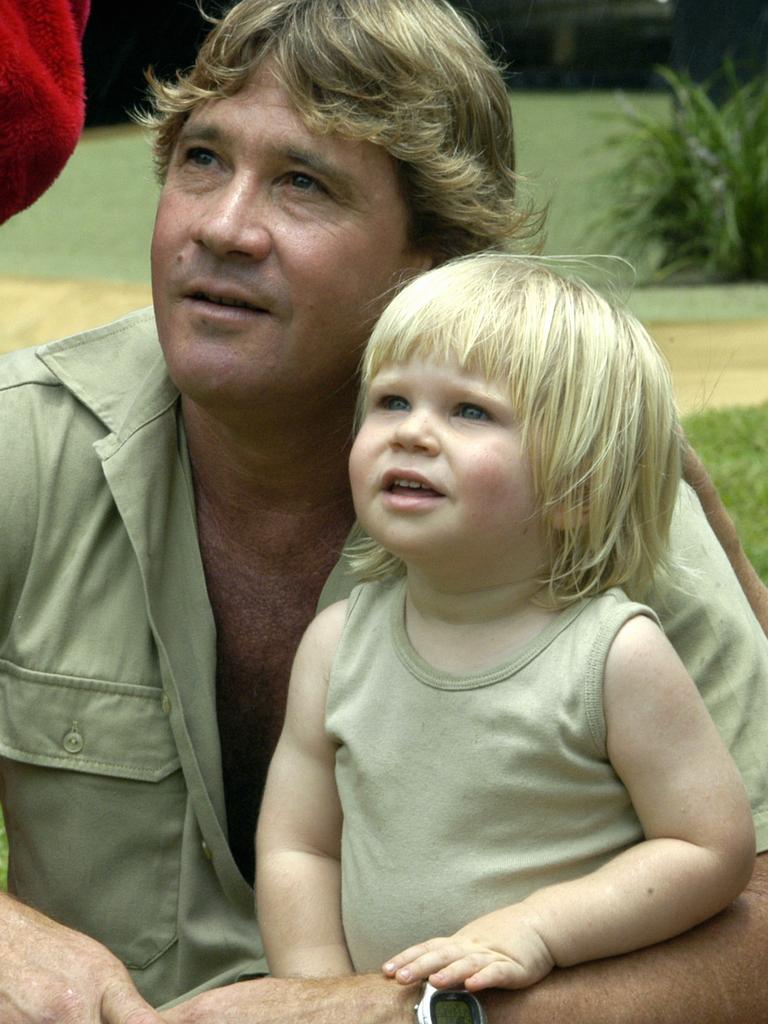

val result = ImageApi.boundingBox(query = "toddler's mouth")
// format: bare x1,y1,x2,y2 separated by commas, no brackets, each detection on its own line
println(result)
387,477,443,497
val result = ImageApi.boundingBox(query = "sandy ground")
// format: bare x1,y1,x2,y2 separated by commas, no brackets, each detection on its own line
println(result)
1,275,767,416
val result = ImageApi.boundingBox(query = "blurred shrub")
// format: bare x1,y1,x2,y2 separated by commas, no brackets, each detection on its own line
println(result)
600,63,768,281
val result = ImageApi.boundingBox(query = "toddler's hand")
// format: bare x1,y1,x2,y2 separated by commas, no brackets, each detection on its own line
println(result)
382,919,554,992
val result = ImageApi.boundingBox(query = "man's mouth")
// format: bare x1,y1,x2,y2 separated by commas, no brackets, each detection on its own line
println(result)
190,291,265,312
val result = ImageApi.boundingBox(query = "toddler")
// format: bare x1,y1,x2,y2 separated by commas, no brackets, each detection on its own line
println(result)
256,254,755,997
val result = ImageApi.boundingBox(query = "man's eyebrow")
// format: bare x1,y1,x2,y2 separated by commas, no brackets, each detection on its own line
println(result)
176,122,224,146
286,147,341,179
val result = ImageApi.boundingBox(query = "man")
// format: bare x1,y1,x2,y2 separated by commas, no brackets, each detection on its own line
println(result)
0,1,766,1022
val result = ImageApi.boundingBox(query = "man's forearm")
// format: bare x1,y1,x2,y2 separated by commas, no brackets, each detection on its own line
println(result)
483,852,768,1024
165,855,768,1023
161,972,417,1024
683,442,768,634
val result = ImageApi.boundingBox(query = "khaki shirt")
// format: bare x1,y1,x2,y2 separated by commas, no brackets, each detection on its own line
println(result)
0,310,347,1007
0,310,766,1007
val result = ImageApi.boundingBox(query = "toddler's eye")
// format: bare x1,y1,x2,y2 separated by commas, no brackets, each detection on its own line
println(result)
456,403,490,421
381,395,410,412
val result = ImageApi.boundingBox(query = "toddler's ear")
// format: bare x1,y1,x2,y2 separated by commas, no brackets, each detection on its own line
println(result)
549,499,589,531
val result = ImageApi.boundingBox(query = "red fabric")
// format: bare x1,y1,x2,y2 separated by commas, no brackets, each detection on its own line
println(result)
0,0,91,223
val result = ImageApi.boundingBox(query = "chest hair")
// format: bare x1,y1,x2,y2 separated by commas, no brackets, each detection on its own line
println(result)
196,505,348,884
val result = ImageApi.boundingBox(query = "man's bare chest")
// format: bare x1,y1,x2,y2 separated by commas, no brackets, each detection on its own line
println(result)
198,523,341,880
201,538,330,735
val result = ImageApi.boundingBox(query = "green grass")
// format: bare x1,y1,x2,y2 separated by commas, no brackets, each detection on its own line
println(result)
2,95,768,320
0,125,159,285
683,402,768,583
2,93,658,286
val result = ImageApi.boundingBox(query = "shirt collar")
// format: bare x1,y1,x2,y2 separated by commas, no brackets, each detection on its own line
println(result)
36,306,178,440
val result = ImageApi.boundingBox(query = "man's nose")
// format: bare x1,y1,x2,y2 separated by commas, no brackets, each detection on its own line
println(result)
194,175,272,261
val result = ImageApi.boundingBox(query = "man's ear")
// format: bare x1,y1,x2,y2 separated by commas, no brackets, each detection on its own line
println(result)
397,249,436,292
412,248,437,274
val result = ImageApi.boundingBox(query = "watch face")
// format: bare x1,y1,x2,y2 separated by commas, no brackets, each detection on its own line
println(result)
433,996,476,1023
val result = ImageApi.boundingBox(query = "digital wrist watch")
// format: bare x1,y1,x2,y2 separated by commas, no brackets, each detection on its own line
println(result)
414,982,487,1024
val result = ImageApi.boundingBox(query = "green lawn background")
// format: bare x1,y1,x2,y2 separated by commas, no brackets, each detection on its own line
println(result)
3,90,768,318
0,89,766,889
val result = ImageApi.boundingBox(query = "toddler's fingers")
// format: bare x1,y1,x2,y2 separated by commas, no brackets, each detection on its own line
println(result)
384,940,470,985
429,953,498,990
383,938,453,981
463,957,554,992
383,940,438,974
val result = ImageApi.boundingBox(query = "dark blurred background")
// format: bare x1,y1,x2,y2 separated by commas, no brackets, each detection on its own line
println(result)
459,0,767,90
83,0,768,125
83,1,206,125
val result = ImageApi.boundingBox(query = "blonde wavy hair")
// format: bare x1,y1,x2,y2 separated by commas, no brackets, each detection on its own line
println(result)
350,254,683,606
137,0,541,257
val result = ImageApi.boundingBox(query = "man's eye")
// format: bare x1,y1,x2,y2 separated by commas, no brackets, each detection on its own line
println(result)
456,403,490,421
185,147,216,167
288,172,321,192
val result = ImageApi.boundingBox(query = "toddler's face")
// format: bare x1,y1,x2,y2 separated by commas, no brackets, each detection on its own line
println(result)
349,356,548,587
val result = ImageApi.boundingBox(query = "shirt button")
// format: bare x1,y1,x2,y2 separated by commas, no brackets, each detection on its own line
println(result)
162,694,172,714
63,722,84,754
201,840,213,861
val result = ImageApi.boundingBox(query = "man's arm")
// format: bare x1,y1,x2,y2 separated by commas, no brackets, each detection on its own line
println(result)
683,442,768,633
161,972,417,1024
485,852,768,1024
0,893,165,1024
163,855,768,1024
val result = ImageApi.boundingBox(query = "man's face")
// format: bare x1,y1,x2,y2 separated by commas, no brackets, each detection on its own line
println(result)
151,65,432,419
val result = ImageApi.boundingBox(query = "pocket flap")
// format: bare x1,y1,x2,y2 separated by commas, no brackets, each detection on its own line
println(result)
0,659,180,781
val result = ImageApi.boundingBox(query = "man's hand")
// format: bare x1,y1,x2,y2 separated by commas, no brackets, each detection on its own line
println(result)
0,894,165,1023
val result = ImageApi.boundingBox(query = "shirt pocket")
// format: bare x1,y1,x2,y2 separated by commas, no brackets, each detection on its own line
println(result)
0,658,185,970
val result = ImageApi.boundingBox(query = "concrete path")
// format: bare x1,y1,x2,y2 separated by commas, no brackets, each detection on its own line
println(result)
1,275,766,416
649,318,768,414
